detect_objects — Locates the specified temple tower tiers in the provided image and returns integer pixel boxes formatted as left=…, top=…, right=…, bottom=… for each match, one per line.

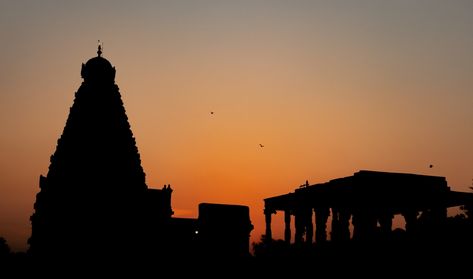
left=30, top=47, right=148, bottom=258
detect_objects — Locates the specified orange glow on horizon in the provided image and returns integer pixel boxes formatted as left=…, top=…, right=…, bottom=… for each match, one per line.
left=1, top=1, right=473, bottom=252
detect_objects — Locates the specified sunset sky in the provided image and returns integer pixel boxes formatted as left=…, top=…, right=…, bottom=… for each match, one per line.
left=1, top=0, right=472, bottom=251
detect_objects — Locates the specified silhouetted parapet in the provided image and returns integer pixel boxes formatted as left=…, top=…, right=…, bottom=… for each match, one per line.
left=145, top=185, right=174, bottom=219
left=142, top=185, right=176, bottom=256
left=197, top=203, right=253, bottom=257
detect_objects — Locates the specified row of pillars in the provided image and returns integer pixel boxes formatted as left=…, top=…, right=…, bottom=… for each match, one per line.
left=264, top=207, right=447, bottom=244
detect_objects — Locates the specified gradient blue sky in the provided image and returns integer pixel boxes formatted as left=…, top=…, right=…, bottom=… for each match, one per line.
left=1, top=0, right=472, bottom=251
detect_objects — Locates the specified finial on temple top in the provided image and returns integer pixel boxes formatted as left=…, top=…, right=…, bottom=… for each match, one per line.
left=97, top=40, right=102, bottom=57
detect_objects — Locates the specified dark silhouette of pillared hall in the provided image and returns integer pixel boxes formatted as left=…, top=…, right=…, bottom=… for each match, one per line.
left=258, top=170, right=473, bottom=273
left=264, top=170, right=473, bottom=244
left=28, top=46, right=253, bottom=266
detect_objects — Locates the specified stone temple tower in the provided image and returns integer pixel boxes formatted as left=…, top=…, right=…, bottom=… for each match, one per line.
left=29, top=45, right=157, bottom=259
left=29, top=46, right=253, bottom=262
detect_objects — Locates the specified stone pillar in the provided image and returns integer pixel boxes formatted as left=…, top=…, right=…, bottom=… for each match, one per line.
left=402, top=210, right=418, bottom=234
left=294, top=211, right=304, bottom=244
left=353, top=211, right=378, bottom=240
left=378, top=212, right=393, bottom=235
left=284, top=210, right=291, bottom=244
left=315, top=207, right=330, bottom=244
left=331, top=208, right=340, bottom=242
left=264, top=208, right=273, bottom=242
left=352, top=212, right=360, bottom=240
left=305, top=209, right=313, bottom=244
left=431, top=207, right=447, bottom=221
left=332, top=208, right=351, bottom=242
left=426, top=207, right=447, bottom=238
left=339, top=209, right=351, bottom=241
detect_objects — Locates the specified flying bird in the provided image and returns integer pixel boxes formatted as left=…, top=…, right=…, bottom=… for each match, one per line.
left=210, top=111, right=214, bottom=115
left=429, top=164, right=433, bottom=168
left=259, top=144, right=264, bottom=148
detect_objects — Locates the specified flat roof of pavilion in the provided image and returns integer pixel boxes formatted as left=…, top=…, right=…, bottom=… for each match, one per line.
left=265, top=170, right=473, bottom=214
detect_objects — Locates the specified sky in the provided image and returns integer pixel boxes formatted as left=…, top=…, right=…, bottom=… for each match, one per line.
left=0, top=0, right=472, bottom=252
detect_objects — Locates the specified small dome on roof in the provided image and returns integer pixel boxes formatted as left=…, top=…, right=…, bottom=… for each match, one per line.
left=80, top=44, right=116, bottom=83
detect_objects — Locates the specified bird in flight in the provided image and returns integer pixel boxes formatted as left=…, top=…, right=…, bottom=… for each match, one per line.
left=210, top=111, right=214, bottom=115
left=259, top=144, right=264, bottom=148
left=429, top=164, right=433, bottom=168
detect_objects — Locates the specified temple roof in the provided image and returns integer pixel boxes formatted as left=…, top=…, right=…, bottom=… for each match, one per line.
left=264, top=170, right=472, bottom=213
left=45, top=49, right=146, bottom=191
left=80, top=45, right=116, bottom=83
left=30, top=47, right=149, bottom=257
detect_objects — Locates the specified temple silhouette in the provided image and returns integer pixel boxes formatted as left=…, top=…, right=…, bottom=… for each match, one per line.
left=264, top=170, right=473, bottom=244
left=21, top=46, right=473, bottom=273
left=29, top=46, right=253, bottom=261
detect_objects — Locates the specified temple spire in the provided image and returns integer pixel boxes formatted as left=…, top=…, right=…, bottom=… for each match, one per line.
left=97, top=40, right=102, bottom=57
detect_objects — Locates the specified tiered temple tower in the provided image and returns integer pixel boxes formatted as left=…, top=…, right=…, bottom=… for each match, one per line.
left=29, top=46, right=253, bottom=261
left=29, top=46, right=168, bottom=259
